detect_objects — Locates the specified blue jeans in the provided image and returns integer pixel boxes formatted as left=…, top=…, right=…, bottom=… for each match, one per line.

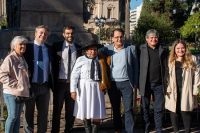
left=108, top=81, right=134, bottom=133
left=141, top=84, right=164, bottom=133
left=3, top=93, right=24, bottom=133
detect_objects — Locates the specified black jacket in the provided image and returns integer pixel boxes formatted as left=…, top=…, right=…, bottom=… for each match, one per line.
left=138, top=44, right=169, bottom=96
left=51, top=41, right=81, bottom=86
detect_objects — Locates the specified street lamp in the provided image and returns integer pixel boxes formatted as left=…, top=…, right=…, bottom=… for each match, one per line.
left=94, top=16, right=106, bottom=43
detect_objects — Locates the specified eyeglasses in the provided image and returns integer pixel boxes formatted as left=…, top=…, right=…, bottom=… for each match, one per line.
left=113, top=36, right=123, bottom=39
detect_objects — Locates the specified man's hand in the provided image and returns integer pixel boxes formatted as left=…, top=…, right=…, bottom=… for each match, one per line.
left=71, top=92, right=77, bottom=100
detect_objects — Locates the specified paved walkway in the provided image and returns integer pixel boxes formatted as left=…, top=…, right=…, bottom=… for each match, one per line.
left=17, top=93, right=200, bottom=133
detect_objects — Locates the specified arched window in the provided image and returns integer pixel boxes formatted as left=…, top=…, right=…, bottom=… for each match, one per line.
left=107, top=4, right=114, bottom=19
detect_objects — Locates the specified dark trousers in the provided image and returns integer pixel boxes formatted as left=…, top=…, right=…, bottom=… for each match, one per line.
left=51, top=80, right=75, bottom=133
left=108, top=81, right=134, bottom=133
left=170, top=89, right=191, bottom=133
left=170, top=111, right=191, bottom=133
left=141, top=84, right=164, bottom=133
left=24, top=83, right=50, bottom=133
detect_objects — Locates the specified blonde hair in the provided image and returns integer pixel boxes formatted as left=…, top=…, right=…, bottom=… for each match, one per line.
left=169, top=39, right=196, bottom=70
left=35, top=25, right=49, bottom=33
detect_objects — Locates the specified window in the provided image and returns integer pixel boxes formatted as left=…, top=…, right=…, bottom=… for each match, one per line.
left=107, top=8, right=111, bottom=19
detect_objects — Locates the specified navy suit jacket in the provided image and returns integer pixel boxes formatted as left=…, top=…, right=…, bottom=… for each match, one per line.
left=24, top=42, right=54, bottom=90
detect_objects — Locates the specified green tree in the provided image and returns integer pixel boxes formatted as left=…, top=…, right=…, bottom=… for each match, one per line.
left=0, top=17, right=7, bottom=29
left=180, top=12, right=200, bottom=39
left=132, top=0, right=192, bottom=45
left=132, top=0, right=173, bottom=45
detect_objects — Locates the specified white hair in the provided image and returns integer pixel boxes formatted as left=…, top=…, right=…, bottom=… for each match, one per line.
left=10, top=36, right=28, bottom=52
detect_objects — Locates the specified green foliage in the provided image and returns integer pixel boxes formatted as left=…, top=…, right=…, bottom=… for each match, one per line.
left=96, top=28, right=108, bottom=41
left=96, top=27, right=116, bottom=42
left=0, top=17, right=7, bottom=28
left=132, top=0, right=192, bottom=45
left=180, top=12, right=200, bottom=38
left=132, top=0, right=174, bottom=45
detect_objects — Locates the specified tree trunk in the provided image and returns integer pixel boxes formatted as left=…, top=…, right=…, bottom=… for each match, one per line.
left=125, top=0, right=130, bottom=41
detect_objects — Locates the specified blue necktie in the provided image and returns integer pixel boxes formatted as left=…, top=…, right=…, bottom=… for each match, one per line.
left=37, top=46, right=43, bottom=83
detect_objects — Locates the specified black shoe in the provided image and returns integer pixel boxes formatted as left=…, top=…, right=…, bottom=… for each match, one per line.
left=84, top=119, right=92, bottom=133
left=91, top=124, right=99, bottom=133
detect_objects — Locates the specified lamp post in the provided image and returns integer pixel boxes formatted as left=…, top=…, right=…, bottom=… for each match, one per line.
left=94, top=16, right=106, bottom=43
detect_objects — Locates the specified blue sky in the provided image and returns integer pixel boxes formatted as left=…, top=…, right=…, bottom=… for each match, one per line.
left=130, top=0, right=142, bottom=10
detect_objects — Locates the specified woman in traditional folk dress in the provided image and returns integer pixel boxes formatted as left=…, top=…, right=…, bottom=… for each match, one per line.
left=165, top=39, right=200, bottom=133
left=70, top=37, right=110, bottom=133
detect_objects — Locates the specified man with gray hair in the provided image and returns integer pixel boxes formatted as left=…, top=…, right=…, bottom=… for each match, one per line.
left=138, top=29, right=168, bottom=133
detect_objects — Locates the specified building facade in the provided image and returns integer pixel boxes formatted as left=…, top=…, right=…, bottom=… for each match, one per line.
left=130, top=3, right=142, bottom=36
left=0, top=0, right=6, bottom=18
left=84, top=0, right=120, bottom=43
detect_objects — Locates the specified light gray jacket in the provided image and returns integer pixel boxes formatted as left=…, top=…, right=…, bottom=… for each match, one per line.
left=0, top=51, right=30, bottom=97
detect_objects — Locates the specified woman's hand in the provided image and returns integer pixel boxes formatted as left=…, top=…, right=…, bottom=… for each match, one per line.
left=166, top=92, right=171, bottom=98
left=71, top=92, right=77, bottom=100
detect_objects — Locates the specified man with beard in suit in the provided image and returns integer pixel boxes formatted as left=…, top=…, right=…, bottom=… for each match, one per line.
left=51, top=25, right=81, bottom=133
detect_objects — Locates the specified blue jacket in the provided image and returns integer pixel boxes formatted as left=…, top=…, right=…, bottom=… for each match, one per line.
left=24, top=43, right=54, bottom=90
left=100, top=43, right=139, bottom=89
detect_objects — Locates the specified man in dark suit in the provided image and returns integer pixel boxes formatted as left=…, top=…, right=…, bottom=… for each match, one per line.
left=51, top=25, right=81, bottom=133
left=23, top=25, right=54, bottom=133
left=138, top=29, right=168, bottom=133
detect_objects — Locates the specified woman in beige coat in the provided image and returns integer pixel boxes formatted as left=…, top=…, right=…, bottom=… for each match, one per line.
left=0, top=36, right=30, bottom=133
left=165, top=39, right=200, bottom=133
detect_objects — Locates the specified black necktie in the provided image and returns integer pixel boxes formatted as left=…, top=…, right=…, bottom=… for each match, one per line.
left=37, top=46, right=43, bottom=83
left=68, top=46, right=71, bottom=79
left=90, top=58, right=101, bottom=81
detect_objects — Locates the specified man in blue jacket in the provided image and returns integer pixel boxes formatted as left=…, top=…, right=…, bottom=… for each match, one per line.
left=100, top=28, right=138, bottom=133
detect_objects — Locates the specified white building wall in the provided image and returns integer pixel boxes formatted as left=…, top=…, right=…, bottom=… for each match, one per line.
left=130, top=3, right=142, bottom=35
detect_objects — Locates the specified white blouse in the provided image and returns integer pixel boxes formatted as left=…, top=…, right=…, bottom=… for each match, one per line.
left=70, top=55, right=100, bottom=92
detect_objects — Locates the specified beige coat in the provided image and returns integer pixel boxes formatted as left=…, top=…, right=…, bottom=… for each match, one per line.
left=0, top=51, right=30, bottom=97
left=165, top=56, right=200, bottom=112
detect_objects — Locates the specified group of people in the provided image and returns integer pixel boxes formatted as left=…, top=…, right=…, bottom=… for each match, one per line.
left=0, top=25, right=199, bottom=133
